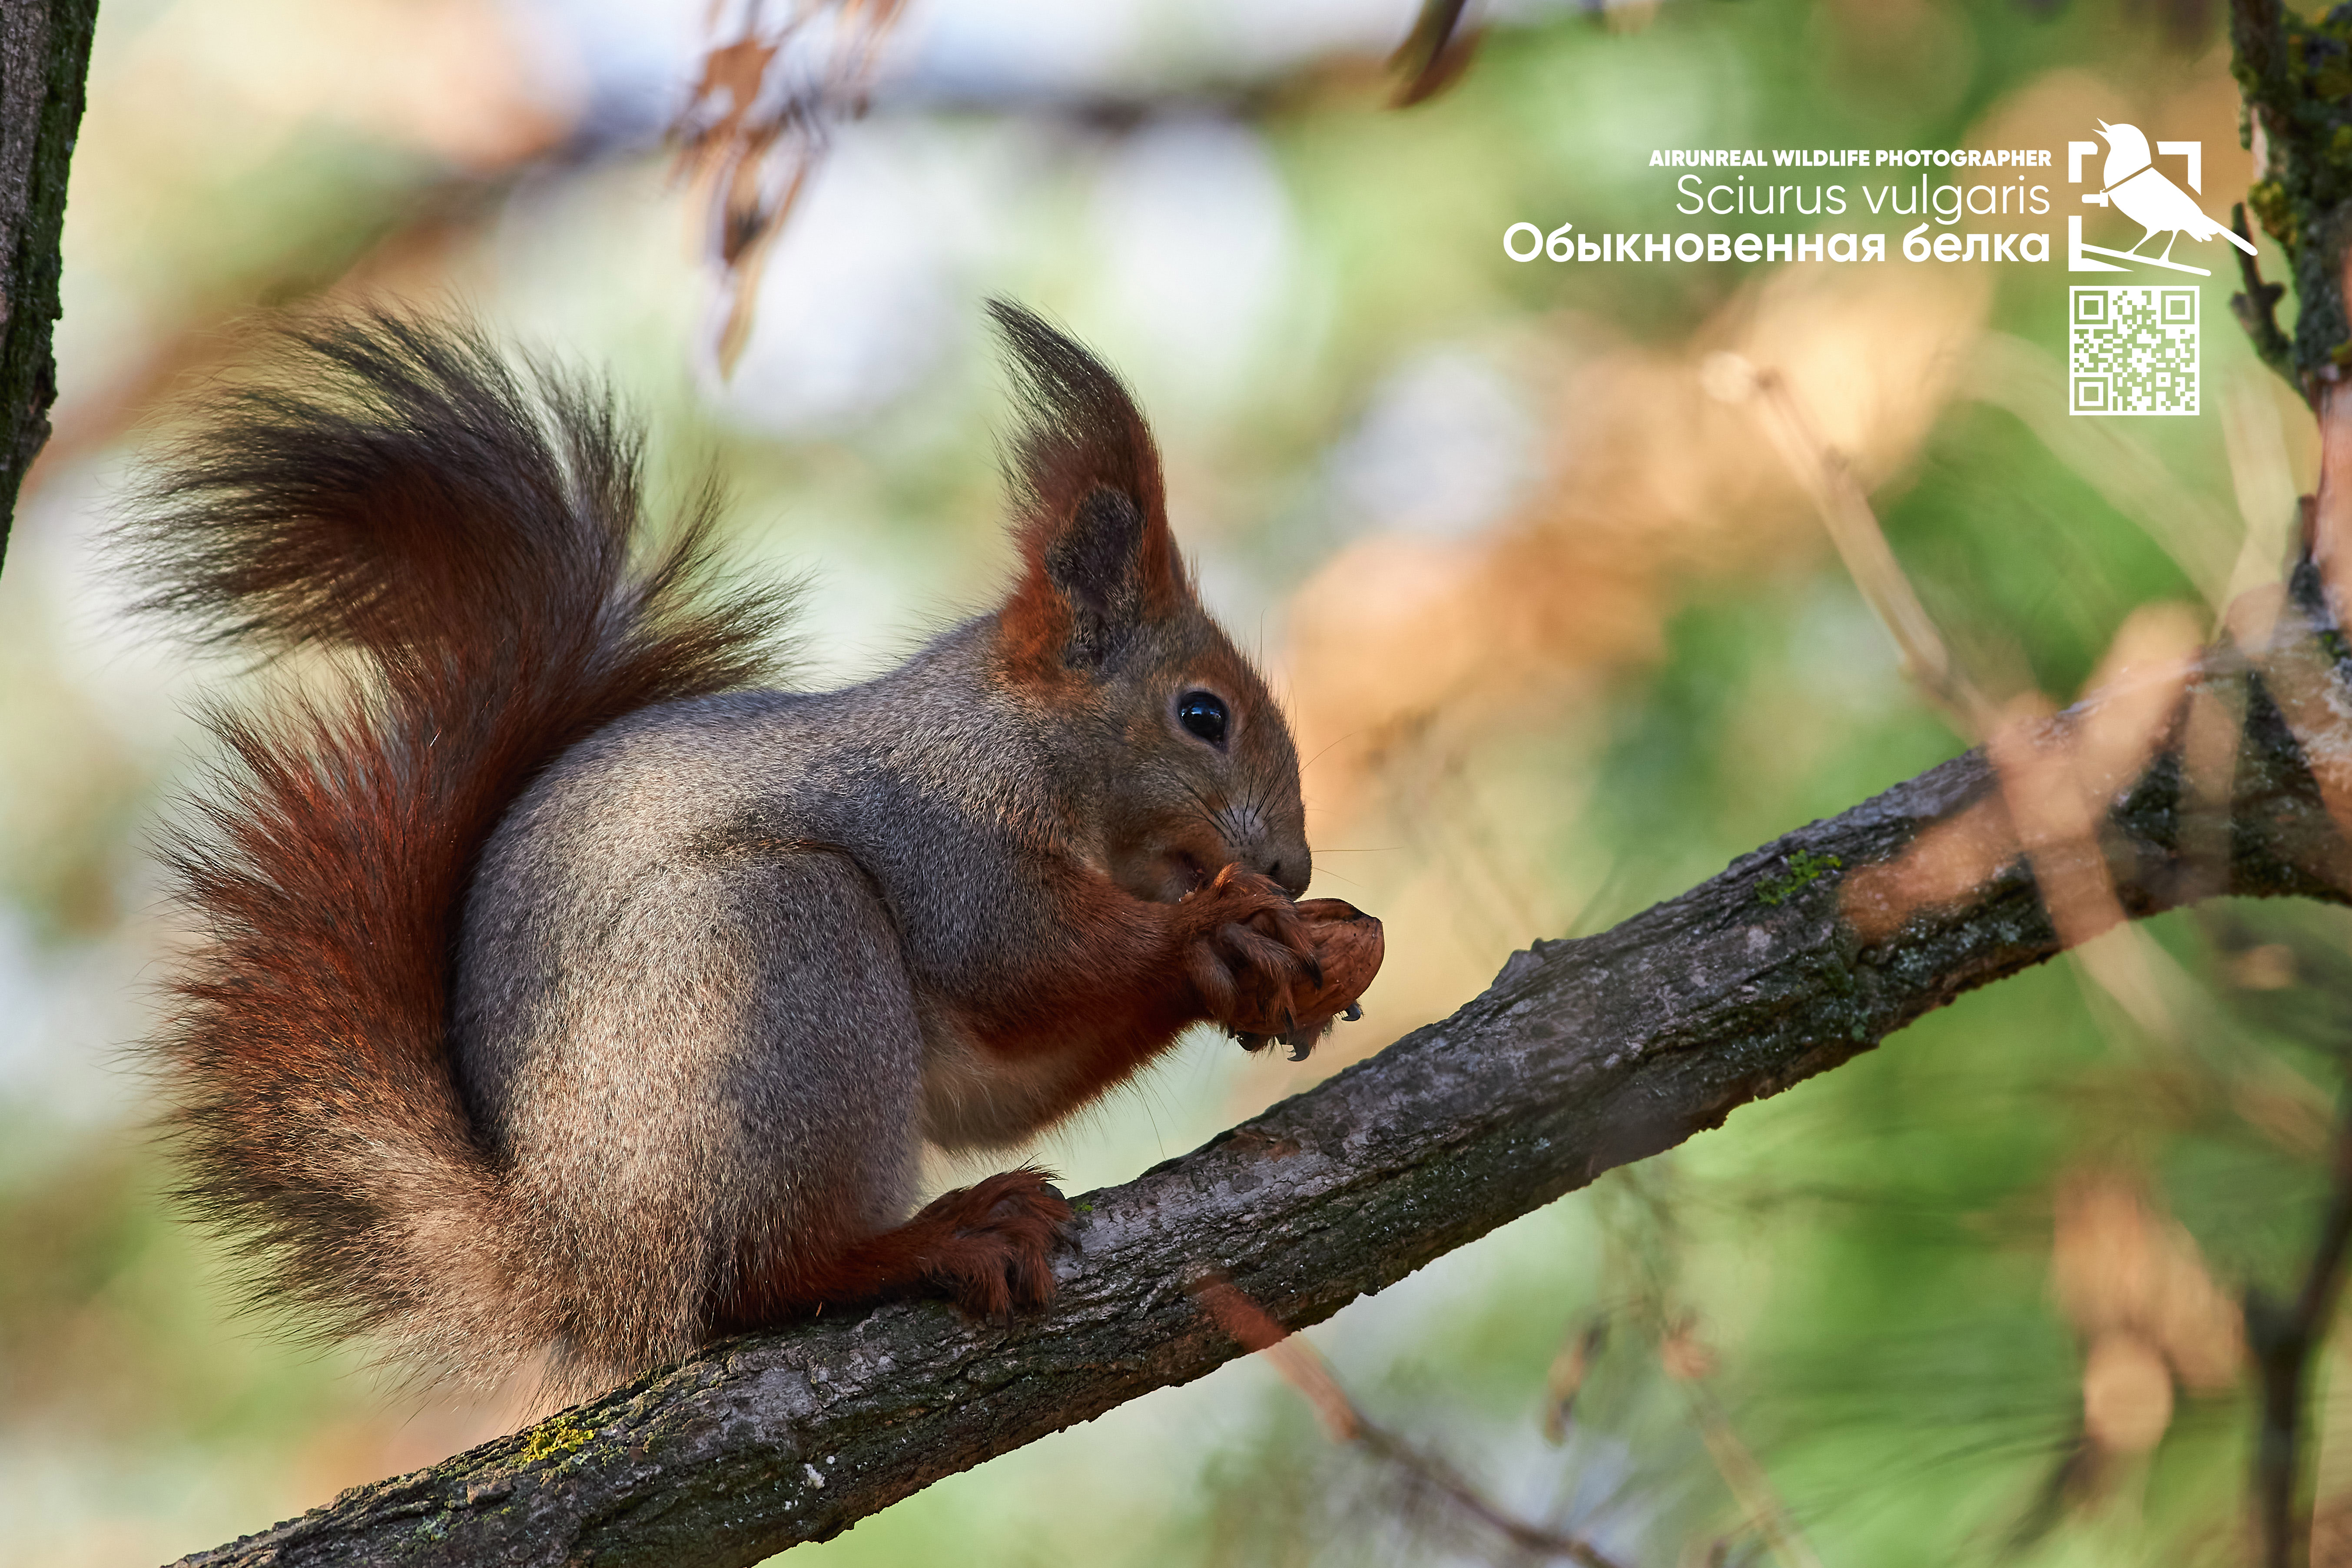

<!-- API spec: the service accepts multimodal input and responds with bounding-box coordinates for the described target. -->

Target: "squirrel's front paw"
[1176,864,1391,1060]
[912,1167,1075,1319]
[1225,899,1384,1060]
[1175,870,1385,1058]
[1178,864,1317,1026]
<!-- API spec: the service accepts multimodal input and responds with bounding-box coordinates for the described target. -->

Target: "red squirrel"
[123,302,1379,1406]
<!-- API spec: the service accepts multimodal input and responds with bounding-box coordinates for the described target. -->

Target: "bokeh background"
[4,0,2345,1563]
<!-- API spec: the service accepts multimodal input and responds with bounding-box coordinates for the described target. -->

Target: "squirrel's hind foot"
[904,1167,1075,1319]
[715,1167,1075,1330]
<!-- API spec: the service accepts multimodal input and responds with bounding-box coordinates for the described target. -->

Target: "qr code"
[2069,286,2198,416]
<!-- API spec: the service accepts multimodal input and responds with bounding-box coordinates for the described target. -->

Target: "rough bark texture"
[0,0,97,567]
[2233,0,2352,392]
[169,596,2352,1567]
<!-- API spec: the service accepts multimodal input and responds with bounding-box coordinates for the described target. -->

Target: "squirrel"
[120,302,1381,1408]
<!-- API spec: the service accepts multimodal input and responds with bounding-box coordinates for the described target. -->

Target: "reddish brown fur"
[990,305,1187,682]
[957,864,1314,1085]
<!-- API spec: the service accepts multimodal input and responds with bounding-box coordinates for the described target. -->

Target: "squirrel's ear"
[989,301,1187,677]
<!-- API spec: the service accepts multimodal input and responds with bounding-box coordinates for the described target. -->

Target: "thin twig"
[670,1,911,373]
[1388,0,1480,107]
[2249,1090,2352,1568]
[1194,1277,1631,1568]
[1703,353,1992,737]
[2230,202,2298,395]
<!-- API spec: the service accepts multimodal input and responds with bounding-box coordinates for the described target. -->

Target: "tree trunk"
[0,0,99,570]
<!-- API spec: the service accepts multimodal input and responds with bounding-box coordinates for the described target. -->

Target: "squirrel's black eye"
[1176,690,1229,747]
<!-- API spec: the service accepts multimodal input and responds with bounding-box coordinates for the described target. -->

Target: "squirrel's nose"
[1251,845,1311,899]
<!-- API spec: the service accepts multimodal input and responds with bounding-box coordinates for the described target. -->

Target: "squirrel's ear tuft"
[989,301,1187,677]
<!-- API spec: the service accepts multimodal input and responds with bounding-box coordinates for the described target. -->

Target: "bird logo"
[2073,120,2253,275]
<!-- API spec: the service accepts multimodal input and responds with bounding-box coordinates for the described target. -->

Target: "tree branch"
[176,594,2352,1568]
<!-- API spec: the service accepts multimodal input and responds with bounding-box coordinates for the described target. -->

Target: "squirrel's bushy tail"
[122,312,792,1394]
